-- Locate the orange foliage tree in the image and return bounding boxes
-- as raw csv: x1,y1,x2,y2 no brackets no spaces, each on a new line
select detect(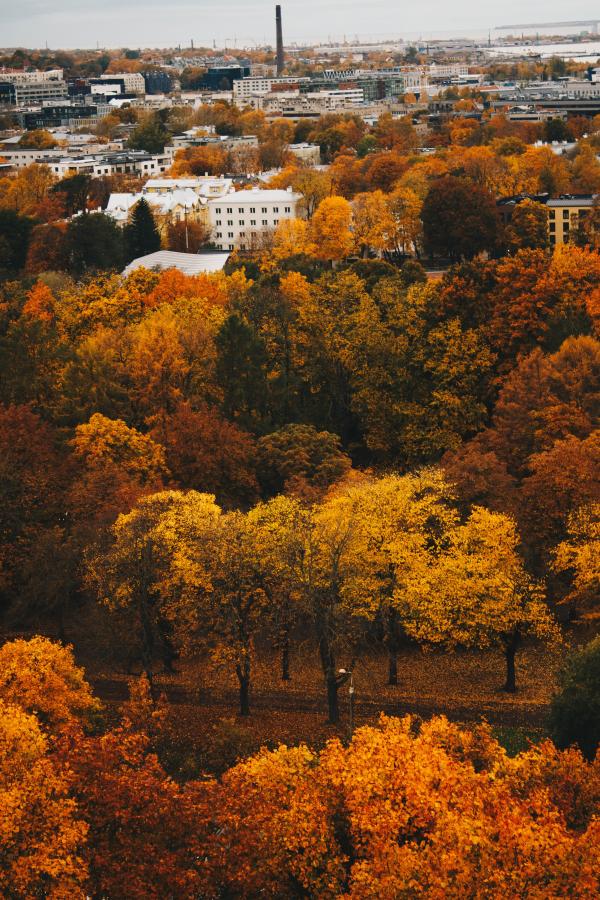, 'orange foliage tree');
209,715,600,898
0,700,88,897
